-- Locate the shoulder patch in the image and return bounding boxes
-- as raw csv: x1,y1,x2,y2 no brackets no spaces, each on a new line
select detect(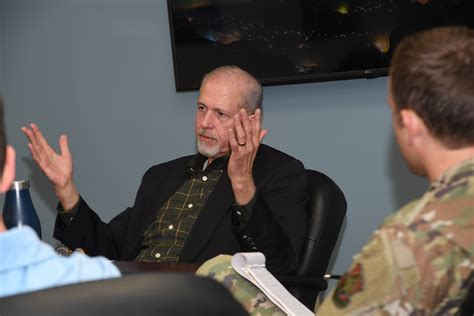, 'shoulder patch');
332,262,365,308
